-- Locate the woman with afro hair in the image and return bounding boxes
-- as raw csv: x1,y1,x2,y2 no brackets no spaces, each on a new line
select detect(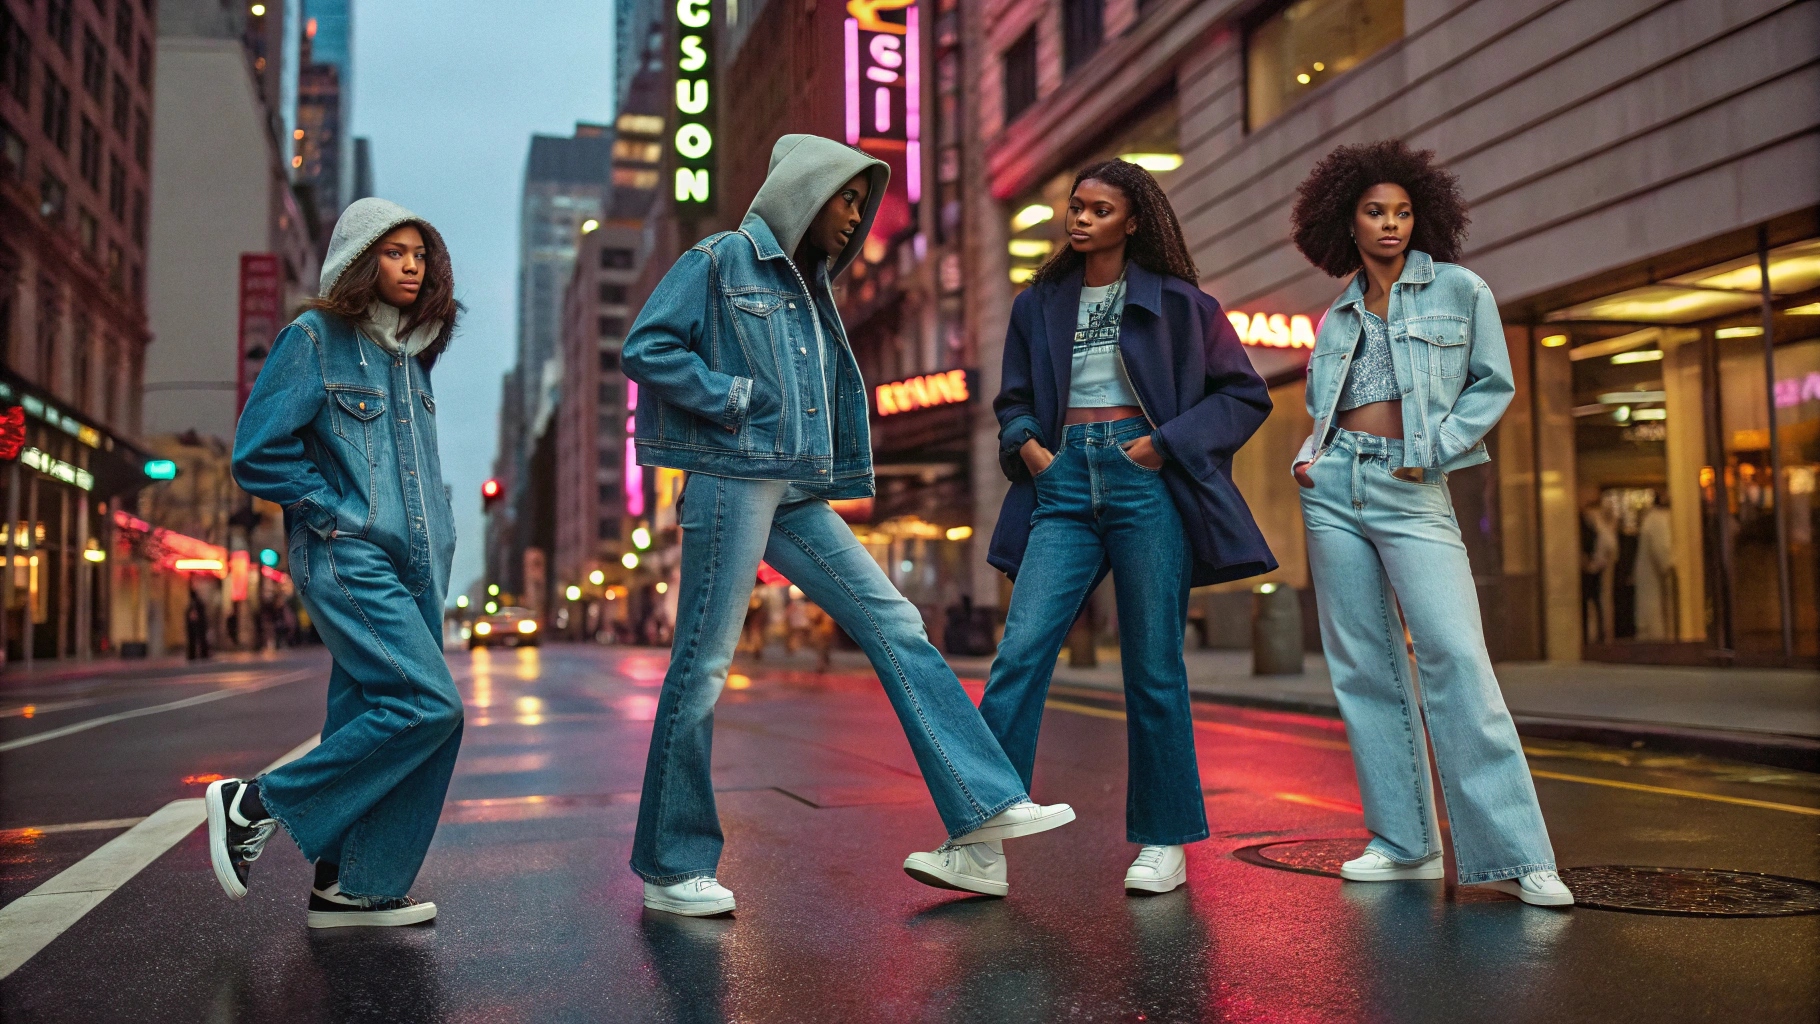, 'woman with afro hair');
901,159,1276,898
1289,140,1571,907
